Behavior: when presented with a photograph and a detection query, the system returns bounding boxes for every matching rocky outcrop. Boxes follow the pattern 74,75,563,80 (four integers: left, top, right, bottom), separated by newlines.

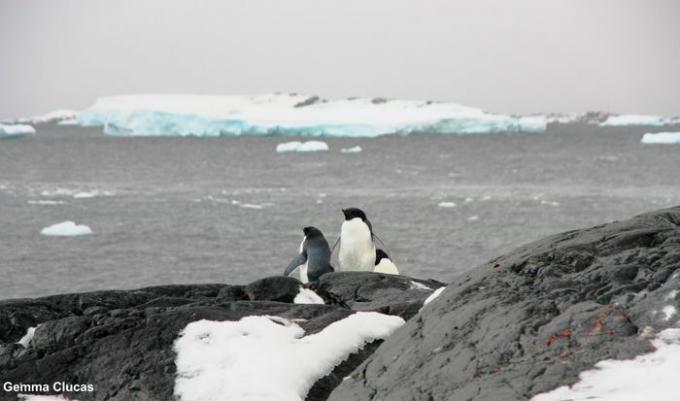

0,273,443,401
329,206,680,401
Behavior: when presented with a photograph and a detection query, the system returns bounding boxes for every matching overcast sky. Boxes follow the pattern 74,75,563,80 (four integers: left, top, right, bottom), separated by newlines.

1,0,679,119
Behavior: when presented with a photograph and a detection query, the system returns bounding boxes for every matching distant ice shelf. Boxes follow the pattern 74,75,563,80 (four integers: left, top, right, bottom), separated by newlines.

75,94,548,137
600,114,680,127
641,132,680,144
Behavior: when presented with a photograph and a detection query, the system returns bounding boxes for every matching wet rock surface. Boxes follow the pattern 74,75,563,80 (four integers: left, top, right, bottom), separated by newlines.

329,206,680,401
0,273,440,401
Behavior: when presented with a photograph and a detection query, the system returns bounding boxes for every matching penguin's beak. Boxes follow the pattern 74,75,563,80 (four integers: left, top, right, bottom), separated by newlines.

342,209,349,219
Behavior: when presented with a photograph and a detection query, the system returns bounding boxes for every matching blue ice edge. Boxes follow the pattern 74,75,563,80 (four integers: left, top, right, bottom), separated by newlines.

76,109,547,138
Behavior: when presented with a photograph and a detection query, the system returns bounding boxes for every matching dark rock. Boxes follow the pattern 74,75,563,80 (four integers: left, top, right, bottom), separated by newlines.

0,273,433,401
329,206,680,401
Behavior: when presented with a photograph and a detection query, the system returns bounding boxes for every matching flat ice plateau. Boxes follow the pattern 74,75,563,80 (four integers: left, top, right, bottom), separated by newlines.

173,312,404,401
75,93,547,137
641,132,680,144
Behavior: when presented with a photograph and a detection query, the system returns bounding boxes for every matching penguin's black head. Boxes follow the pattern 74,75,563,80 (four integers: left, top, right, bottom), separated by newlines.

342,207,368,222
375,249,389,265
303,226,323,238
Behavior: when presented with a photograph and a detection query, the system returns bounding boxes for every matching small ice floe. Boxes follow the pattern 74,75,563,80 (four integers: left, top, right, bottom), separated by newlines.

40,188,113,198
294,287,325,304
173,312,404,401
276,141,329,153
540,200,561,207
27,200,66,205
239,203,264,210
467,215,479,222
409,281,433,291
423,287,446,307
437,201,456,208
16,326,36,348
481,195,492,201
641,132,680,144
40,221,93,237
340,146,362,153
531,328,680,401
464,197,474,203
0,123,36,138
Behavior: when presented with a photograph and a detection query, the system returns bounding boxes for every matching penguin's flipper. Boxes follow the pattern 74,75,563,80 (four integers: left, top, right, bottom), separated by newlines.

284,253,307,277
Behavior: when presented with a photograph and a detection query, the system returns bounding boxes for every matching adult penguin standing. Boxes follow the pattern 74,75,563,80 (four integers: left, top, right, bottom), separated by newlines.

337,208,377,271
283,226,334,283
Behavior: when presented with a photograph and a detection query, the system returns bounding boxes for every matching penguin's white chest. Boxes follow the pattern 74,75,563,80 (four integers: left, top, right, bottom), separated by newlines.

374,258,399,275
299,262,309,284
339,218,376,271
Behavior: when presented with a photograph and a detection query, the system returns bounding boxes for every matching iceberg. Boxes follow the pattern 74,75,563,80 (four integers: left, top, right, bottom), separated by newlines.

75,94,547,137
600,114,680,127
0,124,36,138
6,109,78,125
641,132,680,144
40,221,93,236
276,140,329,152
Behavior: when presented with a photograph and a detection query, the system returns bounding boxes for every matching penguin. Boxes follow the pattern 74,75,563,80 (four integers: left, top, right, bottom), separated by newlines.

338,208,376,271
374,249,399,275
284,226,334,283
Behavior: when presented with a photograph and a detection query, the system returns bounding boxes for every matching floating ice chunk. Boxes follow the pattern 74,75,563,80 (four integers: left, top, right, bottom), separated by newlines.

294,287,325,304
437,201,456,208
75,94,547,137
467,215,479,222
16,326,36,348
531,328,680,401
540,200,560,207
601,115,680,127
641,132,680,144
173,312,404,401
277,140,329,152
28,200,66,205
423,287,446,306
340,146,362,153
40,221,93,236
0,124,36,138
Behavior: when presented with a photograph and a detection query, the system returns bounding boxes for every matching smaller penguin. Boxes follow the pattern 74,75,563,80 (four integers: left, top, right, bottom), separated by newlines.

373,249,399,275
284,226,334,283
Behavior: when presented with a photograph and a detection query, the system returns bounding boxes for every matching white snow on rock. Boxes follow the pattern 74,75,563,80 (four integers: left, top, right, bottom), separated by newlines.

276,140,329,153
531,328,680,401
641,132,680,144
40,221,93,236
173,312,405,401
16,326,36,348
409,281,433,291
423,286,445,306
294,287,325,304
340,146,362,153
0,124,36,138
75,94,547,137
19,396,78,401
600,114,680,127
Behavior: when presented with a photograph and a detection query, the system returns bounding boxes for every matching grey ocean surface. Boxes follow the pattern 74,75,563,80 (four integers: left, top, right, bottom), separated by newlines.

1,124,679,299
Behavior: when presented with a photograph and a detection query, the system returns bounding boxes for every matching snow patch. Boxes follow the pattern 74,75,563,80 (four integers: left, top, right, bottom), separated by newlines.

641,132,680,144
662,305,677,321
276,141,329,153
294,287,325,304
40,221,93,237
423,287,446,306
531,328,680,401
173,312,405,401
16,326,36,348
409,281,433,291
